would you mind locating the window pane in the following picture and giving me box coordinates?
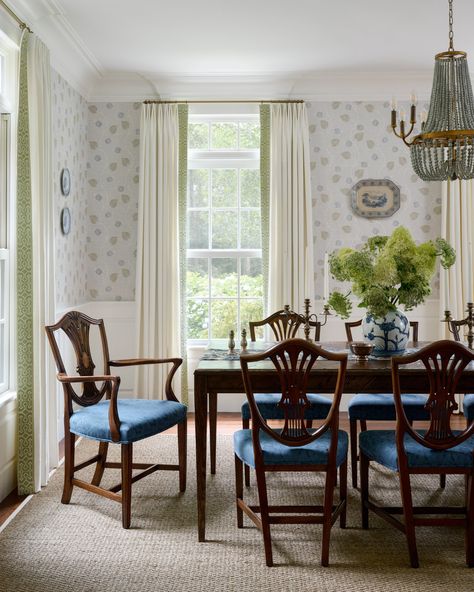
[211,258,237,297]
[240,169,260,207]
[187,299,209,339]
[211,300,237,338]
[189,169,209,207]
[240,258,263,297]
[212,210,237,248]
[241,300,264,336]
[211,123,237,149]
[188,211,209,249]
[240,210,261,248]
[212,169,237,207]
[239,122,260,149]
[187,259,209,297]
[189,123,209,149]
[0,323,4,385]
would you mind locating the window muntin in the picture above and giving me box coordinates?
[186,115,263,342]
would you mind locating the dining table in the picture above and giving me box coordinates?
[193,339,474,541]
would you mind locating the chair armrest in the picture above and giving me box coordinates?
[109,357,182,367]
[56,373,122,443]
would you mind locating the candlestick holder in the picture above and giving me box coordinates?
[284,298,331,342]
[443,302,474,349]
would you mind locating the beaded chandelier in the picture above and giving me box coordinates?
[390,0,474,181]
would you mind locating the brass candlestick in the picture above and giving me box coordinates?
[443,302,474,349]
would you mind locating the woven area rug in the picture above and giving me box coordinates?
[0,434,473,592]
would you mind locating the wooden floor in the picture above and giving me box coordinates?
[0,411,467,528]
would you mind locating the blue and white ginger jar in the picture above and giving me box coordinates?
[362,310,409,356]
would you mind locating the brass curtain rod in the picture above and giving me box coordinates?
[0,0,31,32]
[143,99,304,104]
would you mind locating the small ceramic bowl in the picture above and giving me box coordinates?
[350,341,374,361]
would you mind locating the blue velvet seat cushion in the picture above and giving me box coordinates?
[234,428,348,468]
[359,429,474,471]
[463,394,474,422]
[348,393,429,421]
[241,393,332,421]
[69,399,187,444]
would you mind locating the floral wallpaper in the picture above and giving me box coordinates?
[307,100,442,301]
[52,70,88,309]
[86,102,141,301]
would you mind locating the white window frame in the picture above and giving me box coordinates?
[187,110,262,344]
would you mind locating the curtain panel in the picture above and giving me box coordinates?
[267,102,315,313]
[135,103,188,403]
[17,31,57,494]
[440,179,474,337]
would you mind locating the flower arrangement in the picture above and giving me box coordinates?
[327,227,455,319]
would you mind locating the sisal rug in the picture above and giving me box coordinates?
[0,434,473,592]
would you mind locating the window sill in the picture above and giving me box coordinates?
[0,390,17,409]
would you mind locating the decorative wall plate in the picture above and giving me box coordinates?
[61,168,71,196]
[60,207,71,235]
[351,179,400,218]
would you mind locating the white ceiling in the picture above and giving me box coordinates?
[7,0,474,100]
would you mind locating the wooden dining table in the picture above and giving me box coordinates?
[193,340,474,541]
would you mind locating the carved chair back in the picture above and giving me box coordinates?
[45,311,112,413]
[391,340,474,453]
[345,319,419,342]
[240,339,347,457]
[449,318,468,342]
[249,309,321,342]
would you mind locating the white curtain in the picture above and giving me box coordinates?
[17,31,57,493]
[440,179,474,338]
[135,103,182,399]
[267,103,315,313]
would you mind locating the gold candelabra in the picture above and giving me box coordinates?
[284,298,331,342]
[442,302,474,349]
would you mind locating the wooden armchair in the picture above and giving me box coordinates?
[45,311,187,528]
[449,318,474,423]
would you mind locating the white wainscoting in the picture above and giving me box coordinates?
[80,299,443,413]
[0,394,17,502]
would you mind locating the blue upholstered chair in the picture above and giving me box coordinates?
[345,319,430,488]
[45,311,187,529]
[235,339,348,567]
[450,318,474,423]
[241,309,331,486]
[359,340,474,567]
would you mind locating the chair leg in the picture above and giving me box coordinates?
[121,443,133,529]
[177,419,187,493]
[209,391,217,475]
[91,442,109,486]
[339,458,348,529]
[466,473,474,567]
[439,474,446,489]
[61,431,75,504]
[255,467,273,567]
[398,469,419,568]
[350,419,358,488]
[306,419,313,429]
[234,455,244,528]
[243,418,251,487]
[360,451,369,529]
[321,465,337,567]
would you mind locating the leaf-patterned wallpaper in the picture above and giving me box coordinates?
[306,100,442,301]
[52,70,88,309]
[86,102,141,301]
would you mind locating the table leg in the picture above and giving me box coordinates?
[195,374,208,541]
[209,391,217,475]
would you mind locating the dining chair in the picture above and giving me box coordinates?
[241,308,330,485]
[235,338,348,567]
[360,340,474,567]
[345,319,430,488]
[449,318,474,423]
[45,311,187,528]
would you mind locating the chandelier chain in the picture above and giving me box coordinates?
[448,0,454,51]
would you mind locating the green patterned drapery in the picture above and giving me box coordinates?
[259,105,270,315]
[178,104,188,405]
[16,32,35,495]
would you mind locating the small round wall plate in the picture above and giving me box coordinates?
[61,168,71,196]
[60,207,71,235]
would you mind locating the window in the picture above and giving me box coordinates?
[0,114,10,394]
[186,112,263,342]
